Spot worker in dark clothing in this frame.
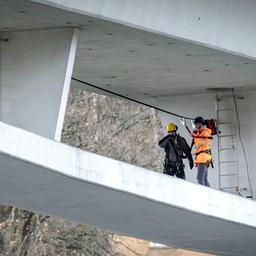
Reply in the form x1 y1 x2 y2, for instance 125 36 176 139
159 123 194 179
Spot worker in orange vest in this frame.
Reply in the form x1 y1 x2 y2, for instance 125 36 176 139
192 116 213 187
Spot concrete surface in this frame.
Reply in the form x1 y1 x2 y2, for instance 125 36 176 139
72 21 256 98
0 28 78 139
0 121 255 255
1 0 256 98
0 3 255 254
32 0 256 59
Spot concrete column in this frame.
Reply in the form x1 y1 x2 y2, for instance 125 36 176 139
0 28 78 140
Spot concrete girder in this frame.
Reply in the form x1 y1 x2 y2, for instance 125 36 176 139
0 121 255 255
32 0 256 59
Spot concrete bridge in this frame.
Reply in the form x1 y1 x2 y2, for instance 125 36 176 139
1 1 256 255
0 122 256 256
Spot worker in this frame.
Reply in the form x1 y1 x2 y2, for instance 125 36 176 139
192 116 213 187
159 123 194 179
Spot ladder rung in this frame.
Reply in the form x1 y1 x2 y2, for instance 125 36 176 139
220 173 238 177
220 160 237 164
218 108 234 112
221 186 238 190
218 121 236 125
218 134 236 138
220 147 235 151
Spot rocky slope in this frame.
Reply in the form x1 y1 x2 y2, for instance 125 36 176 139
62 87 164 171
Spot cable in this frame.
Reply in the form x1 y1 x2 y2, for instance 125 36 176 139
232 89 253 198
72 77 194 120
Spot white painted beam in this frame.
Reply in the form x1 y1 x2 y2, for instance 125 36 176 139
55 28 79 141
0 28 78 140
31 0 256 59
0 121 255 255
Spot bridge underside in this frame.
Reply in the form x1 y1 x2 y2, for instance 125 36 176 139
1 2 256 255
0 122 255 256
1 0 256 99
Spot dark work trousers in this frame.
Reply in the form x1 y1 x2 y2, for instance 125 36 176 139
197 163 210 187
164 161 185 180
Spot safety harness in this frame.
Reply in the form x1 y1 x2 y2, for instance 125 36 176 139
191 132 214 168
164 135 185 174
195 149 214 168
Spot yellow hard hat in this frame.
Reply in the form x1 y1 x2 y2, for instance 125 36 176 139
166 123 177 132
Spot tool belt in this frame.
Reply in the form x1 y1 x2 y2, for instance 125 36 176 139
164 159 184 174
195 149 211 157
195 150 214 168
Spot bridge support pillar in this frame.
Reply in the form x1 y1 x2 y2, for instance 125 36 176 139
0 28 78 140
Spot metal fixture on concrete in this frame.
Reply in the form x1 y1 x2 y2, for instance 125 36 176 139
216 94 240 194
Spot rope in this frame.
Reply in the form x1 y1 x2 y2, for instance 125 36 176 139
232 89 253 198
72 77 194 120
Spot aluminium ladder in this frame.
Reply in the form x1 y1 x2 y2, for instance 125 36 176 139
216 95 240 194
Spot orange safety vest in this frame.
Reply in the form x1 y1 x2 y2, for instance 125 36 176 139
193 127 213 164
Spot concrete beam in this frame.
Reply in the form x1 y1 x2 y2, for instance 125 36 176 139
0 121 255 255
0 28 78 140
32 0 256 59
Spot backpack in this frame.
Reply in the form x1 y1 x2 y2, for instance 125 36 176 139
205 119 218 135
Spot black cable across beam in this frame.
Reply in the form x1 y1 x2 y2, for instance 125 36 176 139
72 77 193 120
